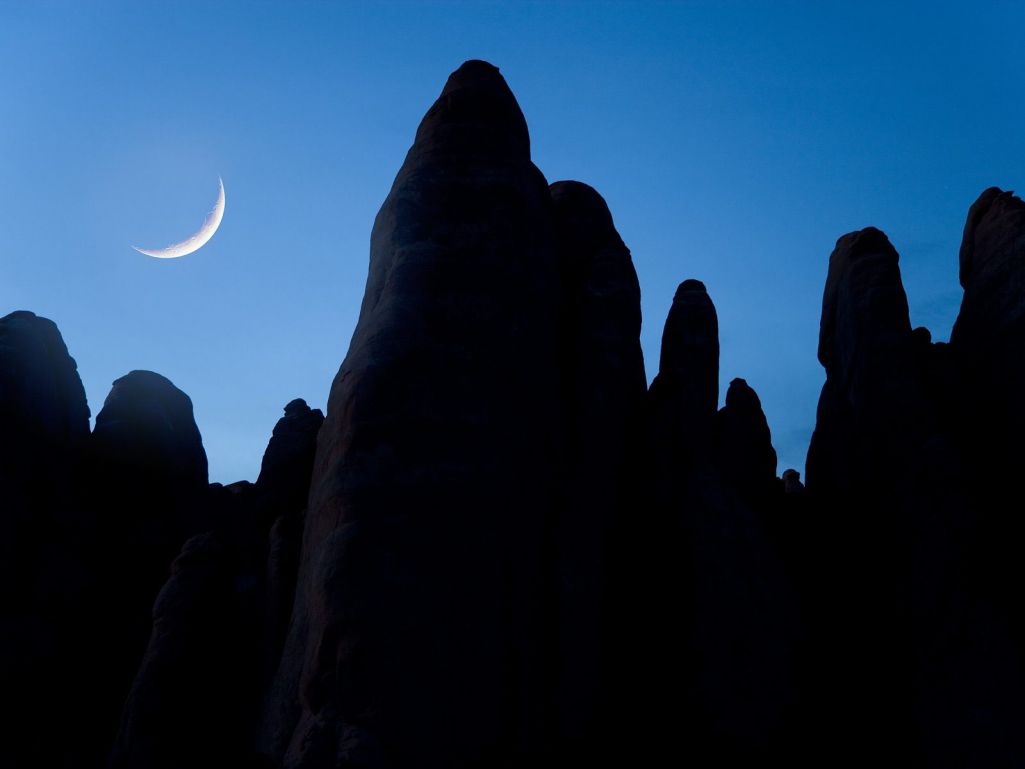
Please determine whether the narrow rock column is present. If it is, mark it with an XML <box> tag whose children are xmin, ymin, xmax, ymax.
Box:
<box><xmin>87</xmin><ymin>370</ymin><xmax>213</xmax><ymax>762</ymax></box>
<box><xmin>550</xmin><ymin>180</ymin><xmax>646</xmax><ymax>759</ymax></box>
<box><xmin>646</xmin><ymin>279</ymin><xmax>719</xmax><ymax>487</ymax></box>
<box><xmin>0</xmin><ymin>310</ymin><xmax>91</xmax><ymax>768</ymax></box>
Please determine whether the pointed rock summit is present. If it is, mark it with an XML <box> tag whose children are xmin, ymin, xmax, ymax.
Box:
<box><xmin>264</xmin><ymin>60</ymin><xmax>563</xmax><ymax>768</ymax></box>
<box><xmin>717</xmin><ymin>377</ymin><xmax>777</xmax><ymax>495</ymax></box>
<box><xmin>659</xmin><ymin>279</ymin><xmax>719</xmax><ymax>408</ymax></box>
<box><xmin>646</xmin><ymin>279</ymin><xmax>720</xmax><ymax>478</ymax></box>
<box><xmin>550</xmin><ymin>179</ymin><xmax>645</xmax><ymax>760</ymax></box>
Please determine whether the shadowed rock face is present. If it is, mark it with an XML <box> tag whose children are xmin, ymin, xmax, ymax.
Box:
<box><xmin>0</xmin><ymin>310</ymin><xmax>90</xmax><ymax>587</ymax></box>
<box><xmin>258</xmin><ymin>398</ymin><xmax>324</xmax><ymax>508</ymax></box>
<box><xmin>0</xmin><ymin>311</ymin><xmax>91</xmax><ymax>587</ymax></box>
<box><xmin>952</xmin><ymin>189</ymin><xmax>1025</xmax><ymax>484</ymax></box>
<box><xmin>259</xmin><ymin>399</ymin><xmax>324</xmax><ymax>662</ymax></box>
<box><xmin>657</xmin><ymin>279</ymin><xmax>719</xmax><ymax>414</ymax></box>
<box><xmin>950</xmin><ymin>188</ymin><xmax>1025</xmax><ymax>483</ymax></box>
<box><xmin>0</xmin><ymin>310</ymin><xmax>90</xmax><ymax>470</ymax></box>
<box><xmin>91</xmin><ymin>369</ymin><xmax>208</xmax><ymax>491</ymax></box>
<box><xmin>804</xmin><ymin>227</ymin><xmax>933</xmax><ymax>764</ymax></box>
<box><xmin>804</xmin><ymin>220</ymin><xmax>1025</xmax><ymax>767</ymax></box>
<box><xmin>89</xmin><ymin>369</ymin><xmax>212</xmax><ymax>618</ymax></box>
<box><xmin>549</xmin><ymin>179</ymin><xmax>646</xmax><ymax>760</ymax></box>
<box><xmin>642</xmin><ymin>282</ymin><xmax>800</xmax><ymax>766</ymax></box>
<box><xmin>264</xmin><ymin>60</ymin><xmax>563</xmax><ymax>768</ymax></box>
<box><xmin>109</xmin><ymin>398</ymin><xmax>324</xmax><ymax>769</ymax></box>
<box><xmin>646</xmin><ymin>279</ymin><xmax>719</xmax><ymax>484</ymax></box>
<box><xmin>717</xmin><ymin>377</ymin><xmax>777</xmax><ymax>497</ymax></box>
<box><xmin>109</xmin><ymin>534</ymin><xmax>238</xmax><ymax>769</ymax></box>
<box><xmin>84</xmin><ymin>370</ymin><xmax>215</xmax><ymax>762</ymax></box>
<box><xmin>0</xmin><ymin>310</ymin><xmax>91</xmax><ymax>767</ymax></box>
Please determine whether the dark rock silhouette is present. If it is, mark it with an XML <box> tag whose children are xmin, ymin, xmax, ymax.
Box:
<box><xmin>0</xmin><ymin>310</ymin><xmax>91</xmax><ymax>768</ymax></box>
<box><xmin>258</xmin><ymin>399</ymin><xmax>325</xmax><ymax>666</ymax></box>
<box><xmin>549</xmin><ymin>179</ymin><xmax>646</xmax><ymax>760</ymax></box>
<box><xmin>258</xmin><ymin>398</ymin><xmax>324</xmax><ymax>511</ymax></box>
<box><xmin>109</xmin><ymin>533</ymin><xmax>238</xmax><ymax>769</ymax></box>
<box><xmin>716</xmin><ymin>377</ymin><xmax>778</xmax><ymax>497</ymax></box>
<box><xmin>91</xmin><ymin>370</ymin><xmax>208</xmax><ymax>491</ymax></box>
<box><xmin>4</xmin><ymin>60</ymin><xmax>1025</xmax><ymax>769</ymax></box>
<box><xmin>643</xmin><ymin>282</ymin><xmax>800</xmax><ymax>765</ymax></box>
<box><xmin>110</xmin><ymin>399</ymin><xmax>324</xmax><ymax>769</ymax></box>
<box><xmin>78</xmin><ymin>370</ymin><xmax>215</xmax><ymax>763</ymax></box>
<box><xmin>0</xmin><ymin>311</ymin><xmax>91</xmax><ymax>605</ymax></box>
<box><xmin>805</xmin><ymin>223</ymin><xmax>1025</xmax><ymax>767</ymax></box>
<box><xmin>804</xmin><ymin>226</ymin><xmax>942</xmax><ymax>764</ymax></box>
<box><xmin>950</xmin><ymin>189</ymin><xmax>1025</xmax><ymax>562</ymax></box>
<box><xmin>262</xmin><ymin>59</ymin><xmax>563</xmax><ymax>768</ymax></box>
<box><xmin>781</xmin><ymin>468</ymin><xmax>805</xmax><ymax>495</ymax></box>
<box><xmin>648</xmin><ymin>278</ymin><xmax>719</xmax><ymax>462</ymax></box>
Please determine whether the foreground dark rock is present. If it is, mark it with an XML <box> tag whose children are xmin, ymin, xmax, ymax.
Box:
<box><xmin>110</xmin><ymin>399</ymin><xmax>324</xmax><ymax>769</ymax></box>
<box><xmin>643</xmin><ymin>282</ymin><xmax>800</xmax><ymax>765</ymax></box>
<box><xmin>0</xmin><ymin>310</ymin><xmax>91</xmax><ymax>767</ymax></box>
<box><xmin>262</xmin><ymin>59</ymin><xmax>564</xmax><ymax>768</ymax></box>
<box><xmin>950</xmin><ymin>189</ymin><xmax>1025</xmax><ymax>573</ymax></box>
<box><xmin>549</xmin><ymin>179</ymin><xmax>646</xmax><ymax>760</ymax></box>
<box><xmin>805</xmin><ymin>223</ymin><xmax>1025</xmax><ymax>767</ymax></box>
<box><xmin>4</xmin><ymin>61</ymin><xmax>1025</xmax><ymax>769</ymax></box>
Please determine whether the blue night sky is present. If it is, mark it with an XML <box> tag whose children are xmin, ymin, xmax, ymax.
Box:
<box><xmin>3</xmin><ymin>1</ymin><xmax>1023</xmax><ymax>482</ymax></box>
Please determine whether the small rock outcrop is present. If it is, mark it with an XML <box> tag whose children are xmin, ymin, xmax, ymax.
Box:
<box><xmin>716</xmin><ymin>377</ymin><xmax>778</xmax><ymax>497</ymax></box>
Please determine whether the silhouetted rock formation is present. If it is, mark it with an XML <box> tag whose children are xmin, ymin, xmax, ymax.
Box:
<box><xmin>109</xmin><ymin>533</ymin><xmax>238</xmax><ymax>769</ymax></box>
<box><xmin>259</xmin><ymin>399</ymin><xmax>325</xmax><ymax>666</ymax></box>
<box><xmin>950</xmin><ymin>189</ymin><xmax>1025</xmax><ymax>560</ymax></box>
<box><xmin>0</xmin><ymin>310</ymin><xmax>91</xmax><ymax>768</ymax></box>
<box><xmin>643</xmin><ymin>281</ymin><xmax>800</xmax><ymax>766</ymax></box>
<box><xmin>110</xmin><ymin>398</ymin><xmax>324</xmax><ymax>769</ymax></box>
<box><xmin>781</xmin><ymin>468</ymin><xmax>805</xmax><ymax>495</ymax></box>
<box><xmin>648</xmin><ymin>279</ymin><xmax>719</xmax><ymax>467</ymax></box>
<box><xmin>805</xmin><ymin>221</ymin><xmax>1025</xmax><ymax>767</ymax></box>
<box><xmin>0</xmin><ymin>311</ymin><xmax>91</xmax><ymax>607</ymax></box>
<box><xmin>717</xmin><ymin>377</ymin><xmax>778</xmax><ymax>497</ymax></box>
<box><xmin>262</xmin><ymin>59</ymin><xmax>564</xmax><ymax>768</ymax></box>
<box><xmin>68</xmin><ymin>370</ymin><xmax>214</xmax><ymax>762</ymax></box>
<box><xmin>92</xmin><ymin>370</ymin><xmax>208</xmax><ymax>491</ymax></box>
<box><xmin>550</xmin><ymin>179</ymin><xmax>646</xmax><ymax>760</ymax></box>
<box><xmin>5</xmin><ymin>59</ymin><xmax>1025</xmax><ymax>769</ymax></box>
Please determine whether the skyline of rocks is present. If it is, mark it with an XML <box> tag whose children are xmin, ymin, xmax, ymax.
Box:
<box><xmin>2</xmin><ymin>59</ymin><xmax>1024</xmax><ymax>767</ymax></box>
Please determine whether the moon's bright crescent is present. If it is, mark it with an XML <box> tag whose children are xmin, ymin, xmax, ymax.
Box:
<box><xmin>133</xmin><ymin>177</ymin><xmax>225</xmax><ymax>259</ymax></box>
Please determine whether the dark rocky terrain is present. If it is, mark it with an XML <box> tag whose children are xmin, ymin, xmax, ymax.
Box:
<box><xmin>2</xmin><ymin>60</ymin><xmax>1024</xmax><ymax>768</ymax></box>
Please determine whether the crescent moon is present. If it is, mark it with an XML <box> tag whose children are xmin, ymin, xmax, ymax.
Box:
<box><xmin>133</xmin><ymin>177</ymin><xmax>225</xmax><ymax>259</ymax></box>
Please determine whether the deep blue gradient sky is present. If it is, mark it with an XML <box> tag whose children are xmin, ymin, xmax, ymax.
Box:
<box><xmin>4</xmin><ymin>1</ymin><xmax>1023</xmax><ymax>481</ymax></box>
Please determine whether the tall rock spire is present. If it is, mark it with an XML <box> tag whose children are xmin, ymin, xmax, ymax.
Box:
<box><xmin>264</xmin><ymin>60</ymin><xmax>562</xmax><ymax>768</ymax></box>
<box><xmin>549</xmin><ymin>179</ymin><xmax>645</xmax><ymax>760</ymax></box>
<box><xmin>647</xmin><ymin>279</ymin><xmax>719</xmax><ymax>478</ymax></box>
<box><xmin>0</xmin><ymin>310</ymin><xmax>91</xmax><ymax>767</ymax></box>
